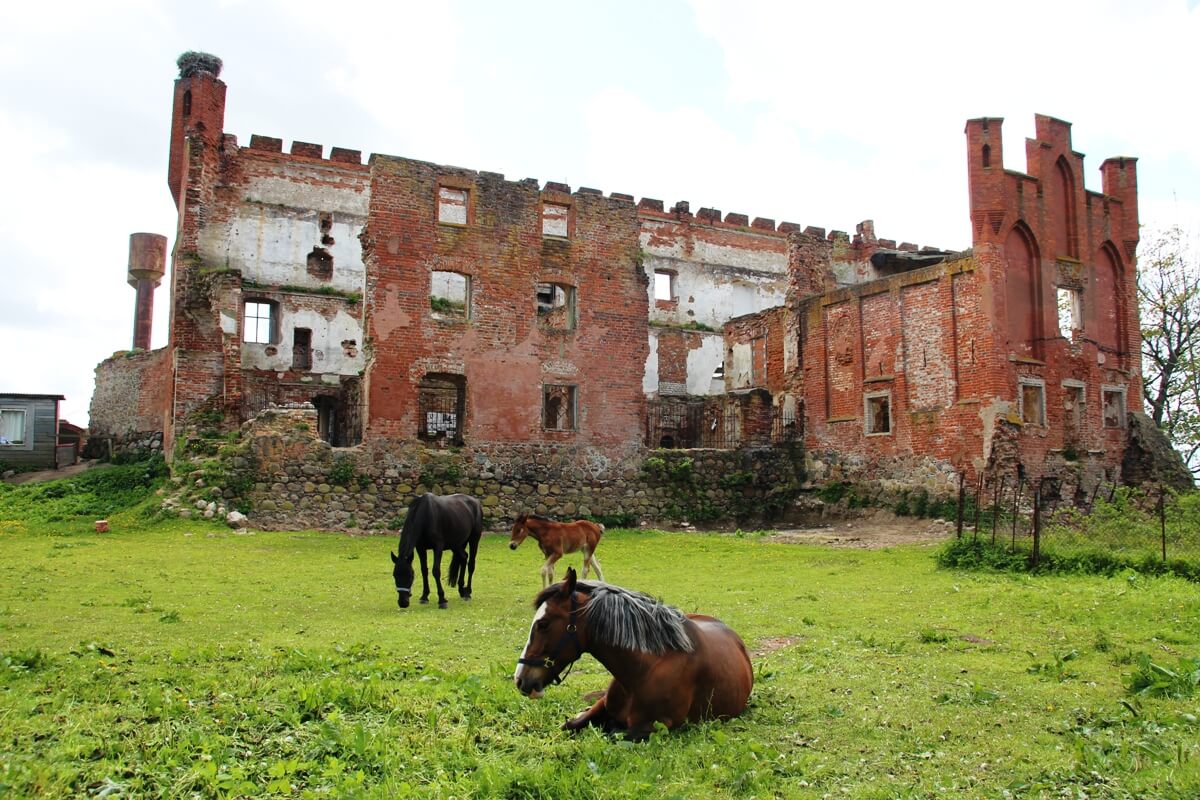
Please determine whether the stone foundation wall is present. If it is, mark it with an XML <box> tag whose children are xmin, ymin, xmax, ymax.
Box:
<box><xmin>174</xmin><ymin>405</ymin><xmax>805</xmax><ymax>530</ymax></box>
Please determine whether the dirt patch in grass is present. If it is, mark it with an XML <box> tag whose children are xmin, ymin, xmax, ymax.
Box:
<box><xmin>760</xmin><ymin>511</ymin><xmax>957</xmax><ymax>549</ymax></box>
<box><xmin>751</xmin><ymin>635</ymin><xmax>801</xmax><ymax>657</ymax></box>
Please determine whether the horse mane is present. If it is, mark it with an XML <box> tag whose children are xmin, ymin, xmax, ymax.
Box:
<box><xmin>535</xmin><ymin>582</ymin><xmax>694</xmax><ymax>655</ymax></box>
<box><xmin>528</xmin><ymin>513</ymin><xmax>555</xmax><ymax>522</ymax></box>
<box><xmin>397</xmin><ymin>494</ymin><xmax>431</xmax><ymax>561</ymax></box>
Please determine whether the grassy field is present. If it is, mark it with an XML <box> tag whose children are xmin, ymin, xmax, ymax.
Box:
<box><xmin>2</xmin><ymin>481</ymin><xmax>1199</xmax><ymax>798</ymax></box>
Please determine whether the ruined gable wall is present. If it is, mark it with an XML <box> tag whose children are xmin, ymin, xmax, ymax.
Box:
<box><xmin>362</xmin><ymin>160</ymin><xmax>647</xmax><ymax>455</ymax></box>
<box><xmin>639</xmin><ymin>203</ymin><xmax>792</xmax><ymax>331</ymax></box>
<box><xmin>965</xmin><ymin>115</ymin><xmax>1141</xmax><ymax>486</ymax></box>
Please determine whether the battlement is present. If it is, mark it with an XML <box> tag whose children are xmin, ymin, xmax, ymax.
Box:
<box><xmin>228</xmin><ymin>133</ymin><xmax>367</xmax><ymax>168</ymax></box>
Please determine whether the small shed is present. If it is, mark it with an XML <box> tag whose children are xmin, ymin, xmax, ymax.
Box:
<box><xmin>0</xmin><ymin>393</ymin><xmax>66</xmax><ymax>471</ymax></box>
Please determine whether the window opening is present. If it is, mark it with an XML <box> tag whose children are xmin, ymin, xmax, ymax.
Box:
<box><xmin>981</xmin><ymin>143</ymin><xmax>990</xmax><ymax>168</ymax></box>
<box><xmin>1102</xmin><ymin>387</ymin><xmax>1126</xmax><ymax>428</ymax></box>
<box><xmin>0</xmin><ymin>409</ymin><xmax>26</xmax><ymax>445</ymax></box>
<box><xmin>438</xmin><ymin>187</ymin><xmax>468</xmax><ymax>225</ymax></box>
<box><xmin>865</xmin><ymin>392</ymin><xmax>891</xmax><ymax>435</ymax></box>
<box><xmin>1056</xmin><ymin>287</ymin><xmax>1081</xmax><ymax>336</ymax></box>
<box><xmin>1019</xmin><ymin>380</ymin><xmax>1046</xmax><ymax>426</ymax></box>
<box><xmin>292</xmin><ymin>328</ymin><xmax>312</xmax><ymax>371</ymax></box>
<box><xmin>431</xmin><ymin>271</ymin><xmax>470</xmax><ymax>320</ymax></box>
<box><xmin>542</xmin><ymin>202</ymin><xmax>570</xmax><ymax>237</ymax></box>
<box><xmin>243</xmin><ymin>301</ymin><xmax>276</xmax><ymax>344</ymax></box>
<box><xmin>654</xmin><ymin>271</ymin><xmax>674</xmax><ymax>302</ymax></box>
<box><xmin>307</xmin><ymin>246</ymin><xmax>333</xmax><ymax>280</ymax></box>
<box><xmin>182</xmin><ymin>89</ymin><xmax>192</xmax><ymax>117</ymax></box>
<box><xmin>543</xmin><ymin>384</ymin><xmax>577</xmax><ymax>431</ymax></box>
<box><xmin>537</xmin><ymin>282</ymin><xmax>575</xmax><ymax>330</ymax></box>
<box><xmin>419</xmin><ymin>374</ymin><xmax>465</xmax><ymax>445</ymax></box>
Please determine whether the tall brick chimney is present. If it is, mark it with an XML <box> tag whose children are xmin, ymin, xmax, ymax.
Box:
<box><xmin>128</xmin><ymin>233</ymin><xmax>167</xmax><ymax>350</ymax></box>
<box><xmin>167</xmin><ymin>51</ymin><xmax>226</xmax><ymax>209</ymax></box>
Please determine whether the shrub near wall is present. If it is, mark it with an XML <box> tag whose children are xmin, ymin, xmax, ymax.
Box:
<box><xmin>179</xmin><ymin>406</ymin><xmax>805</xmax><ymax>530</ymax></box>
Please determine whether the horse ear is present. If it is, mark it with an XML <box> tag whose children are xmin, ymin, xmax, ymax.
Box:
<box><xmin>563</xmin><ymin>566</ymin><xmax>578</xmax><ymax>595</ymax></box>
<box><xmin>390</xmin><ymin>551</ymin><xmax>397</xmax><ymax>564</ymax></box>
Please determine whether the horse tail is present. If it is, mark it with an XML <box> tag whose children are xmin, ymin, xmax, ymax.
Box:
<box><xmin>448</xmin><ymin>550</ymin><xmax>465</xmax><ymax>587</ymax></box>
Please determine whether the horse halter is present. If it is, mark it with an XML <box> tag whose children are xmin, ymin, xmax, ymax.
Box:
<box><xmin>518</xmin><ymin>592</ymin><xmax>581</xmax><ymax>686</ymax></box>
<box><xmin>395</xmin><ymin>586</ymin><xmax>411</xmax><ymax>595</ymax></box>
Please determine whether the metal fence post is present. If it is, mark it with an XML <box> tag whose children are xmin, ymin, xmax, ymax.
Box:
<box><xmin>1159</xmin><ymin>484</ymin><xmax>1167</xmax><ymax>563</ymax></box>
<box><xmin>1030</xmin><ymin>481</ymin><xmax>1041</xmax><ymax>569</ymax></box>
<box><xmin>956</xmin><ymin>472</ymin><xmax>965</xmax><ymax>540</ymax></box>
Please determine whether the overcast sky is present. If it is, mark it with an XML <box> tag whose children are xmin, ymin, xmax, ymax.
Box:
<box><xmin>2</xmin><ymin>0</ymin><xmax>1198</xmax><ymax>425</ymax></box>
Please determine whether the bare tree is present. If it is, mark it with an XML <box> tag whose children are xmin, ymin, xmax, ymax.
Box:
<box><xmin>1139</xmin><ymin>225</ymin><xmax>1200</xmax><ymax>476</ymax></box>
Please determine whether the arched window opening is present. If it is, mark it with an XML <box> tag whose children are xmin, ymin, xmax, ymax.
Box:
<box><xmin>182</xmin><ymin>89</ymin><xmax>192</xmax><ymax>117</ymax></box>
<box><xmin>981</xmin><ymin>143</ymin><xmax>991</xmax><ymax>168</ymax></box>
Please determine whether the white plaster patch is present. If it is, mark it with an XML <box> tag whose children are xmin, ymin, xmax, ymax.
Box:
<box><xmin>729</xmin><ymin>342</ymin><xmax>753</xmax><ymax>389</ymax></box>
<box><xmin>643</xmin><ymin>333</ymin><xmax>660</xmax><ymax>395</ymax></box>
<box><xmin>684</xmin><ymin>333</ymin><xmax>725</xmax><ymax>395</ymax></box>
<box><xmin>241</xmin><ymin>306</ymin><xmax>365</xmax><ymax>375</ymax></box>
<box><xmin>220</xmin><ymin>312</ymin><xmax>238</xmax><ymax>336</ymax></box>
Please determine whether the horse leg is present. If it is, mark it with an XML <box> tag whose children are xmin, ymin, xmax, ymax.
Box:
<box><xmin>540</xmin><ymin>553</ymin><xmax>560</xmax><ymax>589</ymax></box>
<box><xmin>461</xmin><ymin>536</ymin><xmax>478</xmax><ymax>599</ymax></box>
<box><xmin>432</xmin><ymin>548</ymin><xmax>448</xmax><ymax>609</ymax></box>
<box><xmin>586</xmin><ymin>552</ymin><xmax>604</xmax><ymax>583</ymax></box>
<box><xmin>563</xmin><ymin>693</ymin><xmax>612</xmax><ymax>732</ymax></box>
<box><xmin>417</xmin><ymin>548</ymin><xmax>431</xmax><ymax>604</ymax></box>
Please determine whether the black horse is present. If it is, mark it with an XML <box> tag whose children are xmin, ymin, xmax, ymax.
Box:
<box><xmin>391</xmin><ymin>493</ymin><xmax>482</xmax><ymax>609</ymax></box>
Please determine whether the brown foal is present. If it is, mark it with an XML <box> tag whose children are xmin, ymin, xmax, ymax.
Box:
<box><xmin>508</xmin><ymin>513</ymin><xmax>604</xmax><ymax>588</ymax></box>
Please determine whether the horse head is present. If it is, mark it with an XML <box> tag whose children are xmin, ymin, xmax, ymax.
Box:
<box><xmin>514</xmin><ymin>566</ymin><xmax>584</xmax><ymax>698</ymax></box>
<box><xmin>391</xmin><ymin>549</ymin><xmax>414</xmax><ymax>608</ymax></box>
<box><xmin>508</xmin><ymin>513</ymin><xmax>530</xmax><ymax>550</ymax></box>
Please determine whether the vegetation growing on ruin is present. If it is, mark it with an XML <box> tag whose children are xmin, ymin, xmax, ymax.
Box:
<box><xmin>648</xmin><ymin>319</ymin><xmax>717</xmax><ymax>333</ymax></box>
<box><xmin>1</xmin><ymin>505</ymin><xmax>1198</xmax><ymax>797</ymax></box>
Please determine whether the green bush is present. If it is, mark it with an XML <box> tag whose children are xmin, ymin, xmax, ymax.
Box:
<box><xmin>329</xmin><ymin>457</ymin><xmax>356</xmax><ymax>488</ymax></box>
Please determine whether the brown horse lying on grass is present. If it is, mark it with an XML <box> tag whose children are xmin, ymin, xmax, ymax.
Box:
<box><xmin>514</xmin><ymin>567</ymin><xmax>753</xmax><ymax>740</ymax></box>
<box><xmin>508</xmin><ymin>513</ymin><xmax>604</xmax><ymax>588</ymax></box>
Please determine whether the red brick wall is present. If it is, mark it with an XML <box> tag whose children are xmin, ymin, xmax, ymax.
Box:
<box><xmin>965</xmin><ymin>115</ymin><xmax>1141</xmax><ymax>482</ymax></box>
<box><xmin>362</xmin><ymin>158</ymin><xmax>647</xmax><ymax>454</ymax></box>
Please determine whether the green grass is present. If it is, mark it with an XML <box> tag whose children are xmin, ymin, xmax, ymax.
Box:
<box><xmin>2</xmin><ymin>505</ymin><xmax>1199</xmax><ymax>796</ymax></box>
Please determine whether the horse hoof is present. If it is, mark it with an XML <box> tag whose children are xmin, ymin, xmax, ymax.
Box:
<box><xmin>438</xmin><ymin>601</ymin><xmax>449</xmax><ymax>609</ymax></box>
<box><xmin>419</xmin><ymin>597</ymin><xmax>429</xmax><ymax>605</ymax></box>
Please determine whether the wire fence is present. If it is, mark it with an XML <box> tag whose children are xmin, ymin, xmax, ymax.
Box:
<box><xmin>950</xmin><ymin>472</ymin><xmax>1200</xmax><ymax>568</ymax></box>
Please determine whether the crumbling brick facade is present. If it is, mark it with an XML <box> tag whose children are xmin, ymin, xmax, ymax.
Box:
<box><xmin>89</xmin><ymin>55</ymin><xmax>1161</xmax><ymax>519</ymax></box>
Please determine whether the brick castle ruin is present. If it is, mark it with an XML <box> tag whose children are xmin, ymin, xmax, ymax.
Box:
<box><xmin>88</xmin><ymin>54</ymin><xmax>1187</xmax><ymax>529</ymax></box>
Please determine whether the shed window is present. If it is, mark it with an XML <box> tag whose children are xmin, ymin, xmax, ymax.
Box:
<box><xmin>537</xmin><ymin>282</ymin><xmax>576</xmax><ymax>330</ymax></box>
<box><xmin>543</xmin><ymin>385</ymin><xmax>577</xmax><ymax>431</ymax></box>
<box><xmin>243</xmin><ymin>301</ymin><xmax>278</xmax><ymax>344</ymax></box>
<box><xmin>438</xmin><ymin>187</ymin><xmax>468</xmax><ymax>225</ymax></box>
<box><xmin>0</xmin><ymin>409</ymin><xmax>26</xmax><ymax>445</ymax></box>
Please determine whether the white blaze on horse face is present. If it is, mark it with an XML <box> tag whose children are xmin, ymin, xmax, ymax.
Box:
<box><xmin>514</xmin><ymin>602</ymin><xmax>549</xmax><ymax>690</ymax></box>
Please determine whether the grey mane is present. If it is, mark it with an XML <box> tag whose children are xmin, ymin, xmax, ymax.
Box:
<box><xmin>580</xmin><ymin>583</ymin><xmax>695</xmax><ymax>654</ymax></box>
